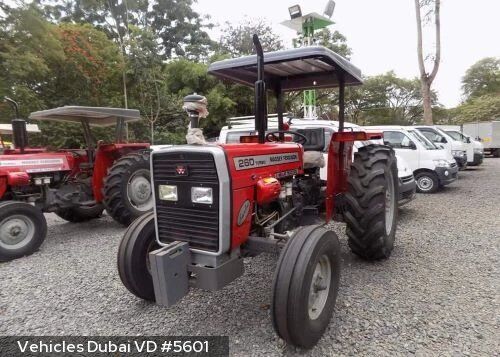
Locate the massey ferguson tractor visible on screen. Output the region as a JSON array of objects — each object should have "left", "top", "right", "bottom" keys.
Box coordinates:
[
  {"left": 0, "top": 100, "right": 153, "bottom": 262},
  {"left": 118, "top": 36, "right": 398, "bottom": 348}
]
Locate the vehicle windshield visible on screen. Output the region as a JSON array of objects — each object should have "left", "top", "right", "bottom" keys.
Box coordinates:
[
  {"left": 445, "top": 130, "right": 466, "bottom": 142},
  {"left": 407, "top": 129, "right": 438, "bottom": 150}
]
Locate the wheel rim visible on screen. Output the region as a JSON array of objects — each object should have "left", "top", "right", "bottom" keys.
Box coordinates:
[
  {"left": 0, "top": 214, "right": 35, "bottom": 250},
  {"left": 417, "top": 176, "right": 433, "bottom": 192},
  {"left": 127, "top": 169, "right": 153, "bottom": 211},
  {"left": 308, "top": 254, "right": 332, "bottom": 320},
  {"left": 385, "top": 171, "right": 396, "bottom": 235}
]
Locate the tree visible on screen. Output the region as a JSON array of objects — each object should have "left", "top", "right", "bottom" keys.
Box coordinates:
[
  {"left": 218, "top": 18, "right": 283, "bottom": 56},
  {"left": 0, "top": 5, "right": 123, "bottom": 147},
  {"left": 312, "top": 28, "right": 352, "bottom": 59},
  {"left": 414, "top": 0, "right": 441, "bottom": 124},
  {"left": 461, "top": 57, "right": 500, "bottom": 101},
  {"left": 38, "top": 0, "right": 214, "bottom": 60},
  {"left": 354, "top": 71, "right": 436, "bottom": 125},
  {"left": 127, "top": 26, "right": 166, "bottom": 143},
  {"left": 452, "top": 94, "right": 500, "bottom": 124}
]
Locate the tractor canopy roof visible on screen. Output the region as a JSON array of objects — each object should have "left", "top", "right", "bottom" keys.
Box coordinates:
[
  {"left": 0, "top": 123, "right": 40, "bottom": 134},
  {"left": 208, "top": 46, "right": 363, "bottom": 91},
  {"left": 29, "top": 106, "right": 141, "bottom": 127}
]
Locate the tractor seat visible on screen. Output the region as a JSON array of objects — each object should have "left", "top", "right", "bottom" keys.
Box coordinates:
[
  {"left": 294, "top": 128, "right": 325, "bottom": 151},
  {"left": 294, "top": 128, "right": 326, "bottom": 169}
]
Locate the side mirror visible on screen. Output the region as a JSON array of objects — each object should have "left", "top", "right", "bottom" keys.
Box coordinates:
[
  {"left": 440, "top": 137, "right": 447, "bottom": 143},
  {"left": 409, "top": 141, "right": 417, "bottom": 150},
  {"left": 465, "top": 137, "right": 471, "bottom": 143}
]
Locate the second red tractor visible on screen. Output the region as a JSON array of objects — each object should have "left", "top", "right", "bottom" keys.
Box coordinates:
[{"left": 0, "top": 102, "right": 152, "bottom": 261}]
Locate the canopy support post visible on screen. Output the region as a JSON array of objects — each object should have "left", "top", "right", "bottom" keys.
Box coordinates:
[
  {"left": 275, "top": 82, "right": 285, "bottom": 142},
  {"left": 338, "top": 71, "right": 346, "bottom": 132}
]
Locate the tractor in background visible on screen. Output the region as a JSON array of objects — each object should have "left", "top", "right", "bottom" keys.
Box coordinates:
[
  {"left": 0, "top": 99, "right": 152, "bottom": 261},
  {"left": 118, "top": 35, "right": 399, "bottom": 348}
]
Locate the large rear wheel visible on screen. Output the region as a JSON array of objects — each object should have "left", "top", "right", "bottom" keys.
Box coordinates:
[
  {"left": 103, "top": 151, "right": 153, "bottom": 226},
  {"left": 0, "top": 201, "right": 47, "bottom": 262},
  {"left": 344, "top": 144, "right": 398, "bottom": 260},
  {"left": 117, "top": 212, "right": 159, "bottom": 301},
  {"left": 272, "top": 225, "right": 341, "bottom": 349}
]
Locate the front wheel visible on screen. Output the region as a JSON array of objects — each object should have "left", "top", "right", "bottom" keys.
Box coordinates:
[
  {"left": 0, "top": 201, "right": 47, "bottom": 262},
  {"left": 344, "top": 144, "right": 398, "bottom": 260},
  {"left": 272, "top": 225, "right": 341, "bottom": 349},
  {"left": 415, "top": 171, "right": 439, "bottom": 193},
  {"left": 117, "top": 212, "right": 159, "bottom": 301}
]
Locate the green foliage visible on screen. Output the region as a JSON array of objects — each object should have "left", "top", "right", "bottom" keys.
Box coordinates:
[
  {"left": 452, "top": 94, "right": 500, "bottom": 124},
  {"left": 218, "top": 18, "right": 283, "bottom": 56},
  {"left": 37, "top": 0, "right": 214, "bottom": 60},
  {"left": 313, "top": 28, "right": 352, "bottom": 59},
  {"left": 461, "top": 57, "right": 500, "bottom": 100},
  {"left": 355, "top": 71, "right": 435, "bottom": 125}
]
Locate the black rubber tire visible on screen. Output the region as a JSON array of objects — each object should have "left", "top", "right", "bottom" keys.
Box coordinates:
[
  {"left": 344, "top": 144, "right": 399, "bottom": 260},
  {"left": 0, "top": 201, "right": 47, "bottom": 262},
  {"left": 117, "top": 212, "right": 159, "bottom": 301},
  {"left": 415, "top": 171, "right": 439, "bottom": 194},
  {"left": 103, "top": 151, "right": 152, "bottom": 226},
  {"left": 272, "top": 225, "right": 341, "bottom": 349}
]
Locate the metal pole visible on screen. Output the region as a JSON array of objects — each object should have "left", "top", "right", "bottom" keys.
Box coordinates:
[
  {"left": 276, "top": 83, "right": 284, "bottom": 142},
  {"left": 338, "top": 72, "right": 345, "bottom": 132}
]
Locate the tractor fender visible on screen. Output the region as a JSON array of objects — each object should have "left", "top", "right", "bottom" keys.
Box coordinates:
[{"left": 92, "top": 143, "right": 150, "bottom": 202}]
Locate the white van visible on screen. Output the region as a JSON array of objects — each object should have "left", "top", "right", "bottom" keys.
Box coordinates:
[
  {"left": 411, "top": 126, "right": 468, "bottom": 170},
  {"left": 219, "top": 116, "right": 416, "bottom": 205},
  {"left": 364, "top": 126, "right": 458, "bottom": 193},
  {"left": 437, "top": 125, "right": 484, "bottom": 166}
]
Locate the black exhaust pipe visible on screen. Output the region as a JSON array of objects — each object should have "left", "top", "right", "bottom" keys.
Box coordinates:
[
  {"left": 253, "top": 34, "right": 267, "bottom": 144},
  {"left": 4, "top": 97, "right": 28, "bottom": 153},
  {"left": 12, "top": 119, "right": 29, "bottom": 153}
]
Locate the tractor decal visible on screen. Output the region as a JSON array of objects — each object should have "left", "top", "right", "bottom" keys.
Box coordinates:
[
  {"left": 0, "top": 158, "right": 65, "bottom": 167},
  {"left": 233, "top": 152, "right": 299, "bottom": 170}
]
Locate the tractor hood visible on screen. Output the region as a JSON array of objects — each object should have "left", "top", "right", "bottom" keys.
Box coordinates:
[{"left": 0, "top": 152, "right": 73, "bottom": 174}]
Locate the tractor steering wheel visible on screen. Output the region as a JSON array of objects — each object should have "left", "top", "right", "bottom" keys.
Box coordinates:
[{"left": 266, "top": 131, "right": 308, "bottom": 145}]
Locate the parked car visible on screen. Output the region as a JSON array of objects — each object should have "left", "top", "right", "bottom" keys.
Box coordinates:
[
  {"left": 220, "top": 116, "right": 416, "bottom": 205},
  {"left": 438, "top": 125, "right": 484, "bottom": 166},
  {"left": 364, "top": 126, "right": 458, "bottom": 193},
  {"left": 462, "top": 121, "right": 500, "bottom": 157},
  {"left": 411, "top": 125, "right": 468, "bottom": 170}
]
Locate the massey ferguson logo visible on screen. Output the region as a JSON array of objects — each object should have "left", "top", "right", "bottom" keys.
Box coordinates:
[{"left": 175, "top": 165, "right": 188, "bottom": 176}]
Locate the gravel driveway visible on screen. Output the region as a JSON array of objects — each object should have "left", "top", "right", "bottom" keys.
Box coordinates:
[{"left": 1, "top": 159, "right": 499, "bottom": 356}]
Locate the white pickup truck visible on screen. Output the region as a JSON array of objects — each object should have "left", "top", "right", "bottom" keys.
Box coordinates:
[
  {"left": 438, "top": 125, "right": 484, "bottom": 166},
  {"left": 364, "top": 125, "right": 458, "bottom": 193}
]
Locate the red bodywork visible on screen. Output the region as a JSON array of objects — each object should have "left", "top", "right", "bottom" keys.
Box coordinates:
[
  {"left": 218, "top": 131, "right": 381, "bottom": 249},
  {"left": 220, "top": 142, "right": 303, "bottom": 249},
  {"left": 0, "top": 143, "right": 149, "bottom": 203}
]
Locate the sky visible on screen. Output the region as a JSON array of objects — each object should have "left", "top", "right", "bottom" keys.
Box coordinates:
[{"left": 194, "top": 0, "right": 500, "bottom": 108}]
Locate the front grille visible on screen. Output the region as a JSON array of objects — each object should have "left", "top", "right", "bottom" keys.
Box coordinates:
[
  {"left": 450, "top": 162, "right": 458, "bottom": 168},
  {"left": 153, "top": 151, "right": 220, "bottom": 252}
]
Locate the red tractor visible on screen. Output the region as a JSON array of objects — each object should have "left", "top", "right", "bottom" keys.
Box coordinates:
[
  {"left": 0, "top": 101, "right": 153, "bottom": 262},
  {"left": 118, "top": 36, "right": 398, "bottom": 348}
]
